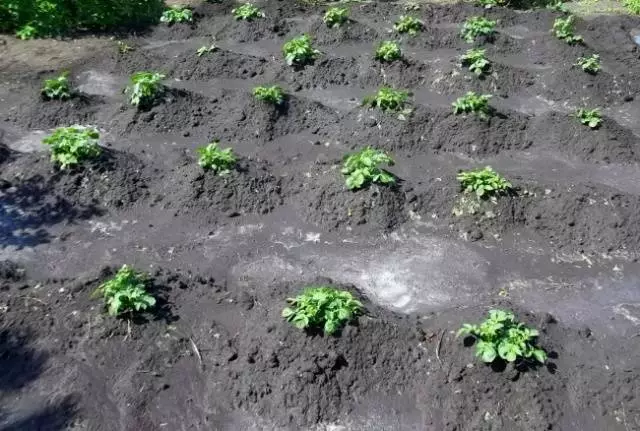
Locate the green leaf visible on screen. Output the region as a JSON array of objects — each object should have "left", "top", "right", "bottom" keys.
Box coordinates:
[
  {"left": 532, "top": 349, "right": 547, "bottom": 363},
  {"left": 476, "top": 340, "right": 497, "bottom": 363}
]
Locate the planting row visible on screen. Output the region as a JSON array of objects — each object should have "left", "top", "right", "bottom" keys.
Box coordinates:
[
  {"left": 97, "top": 264, "right": 547, "bottom": 366},
  {"left": 41, "top": 70, "right": 610, "bottom": 129},
  {"left": 39, "top": 124, "right": 513, "bottom": 196}
]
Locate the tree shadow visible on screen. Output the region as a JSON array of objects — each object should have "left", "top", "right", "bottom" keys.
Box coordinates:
[
  {"left": 0, "top": 394, "right": 79, "bottom": 431},
  {"left": 0, "top": 326, "right": 79, "bottom": 430},
  {"left": 0, "top": 173, "right": 103, "bottom": 249},
  {"left": 0, "top": 327, "right": 48, "bottom": 392}
]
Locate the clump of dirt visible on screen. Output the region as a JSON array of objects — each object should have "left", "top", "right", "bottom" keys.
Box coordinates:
[
  {"left": 159, "top": 156, "right": 287, "bottom": 221},
  {"left": 111, "top": 88, "right": 212, "bottom": 135},
  {"left": 306, "top": 18, "right": 381, "bottom": 45},
  {"left": 337, "top": 106, "right": 531, "bottom": 157},
  {"left": 527, "top": 112, "right": 640, "bottom": 164},
  {"left": 1, "top": 148, "right": 148, "bottom": 209},
  {"left": 296, "top": 165, "right": 408, "bottom": 232},
  {"left": 6, "top": 94, "right": 106, "bottom": 130},
  {"left": 415, "top": 177, "right": 640, "bottom": 255},
  {"left": 277, "top": 56, "right": 363, "bottom": 88},
  {"left": 212, "top": 13, "right": 292, "bottom": 42},
  {"left": 170, "top": 49, "right": 271, "bottom": 81},
  {"left": 0, "top": 260, "right": 25, "bottom": 282}
]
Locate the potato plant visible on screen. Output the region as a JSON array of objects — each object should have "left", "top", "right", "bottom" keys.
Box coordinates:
[
  {"left": 41, "top": 72, "right": 72, "bottom": 100},
  {"left": 363, "top": 87, "right": 410, "bottom": 112},
  {"left": 124, "top": 71, "right": 165, "bottom": 107},
  {"left": 461, "top": 48, "right": 490, "bottom": 77},
  {"left": 552, "top": 15, "right": 582, "bottom": 44},
  {"left": 624, "top": 0, "right": 640, "bottom": 13},
  {"left": 160, "top": 6, "right": 193, "bottom": 24},
  {"left": 282, "top": 34, "right": 320, "bottom": 66},
  {"left": 575, "top": 54, "right": 600, "bottom": 74},
  {"left": 232, "top": 3, "right": 264, "bottom": 21},
  {"left": 117, "top": 41, "right": 135, "bottom": 54},
  {"left": 197, "top": 141, "right": 237, "bottom": 175},
  {"left": 342, "top": 147, "right": 395, "bottom": 190},
  {"left": 375, "top": 41, "right": 402, "bottom": 62},
  {"left": 42, "top": 126, "right": 101, "bottom": 169},
  {"left": 394, "top": 15, "right": 423, "bottom": 35},
  {"left": 324, "top": 7, "right": 348, "bottom": 28},
  {"left": 452, "top": 92, "right": 492, "bottom": 119},
  {"left": 93, "top": 265, "right": 156, "bottom": 317},
  {"left": 574, "top": 108, "right": 602, "bottom": 129},
  {"left": 458, "top": 309, "right": 547, "bottom": 364},
  {"left": 253, "top": 85, "right": 284, "bottom": 105},
  {"left": 457, "top": 166, "right": 512, "bottom": 200},
  {"left": 282, "top": 286, "right": 363, "bottom": 335},
  {"left": 460, "top": 16, "right": 496, "bottom": 43}
]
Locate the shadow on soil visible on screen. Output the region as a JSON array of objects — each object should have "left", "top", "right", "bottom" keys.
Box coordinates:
[
  {"left": 0, "top": 174, "right": 102, "bottom": 249},
  {"left": 0, "top": 327, "right": 79, "bottom": 431}
]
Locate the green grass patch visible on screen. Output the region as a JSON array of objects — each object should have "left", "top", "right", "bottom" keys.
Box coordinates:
[{"left": 1, "top": 0, "right": 165, "bottom": 39}]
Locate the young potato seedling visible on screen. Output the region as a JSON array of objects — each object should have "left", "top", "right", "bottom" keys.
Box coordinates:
[
  {"left": 394, "top": 15, "right": 423, "bottom": 35},
  {"left": 282, "top": 34, "right": 320, "bottom": 66},
  {"left": 324, "top": 7, "right": 349, "bottom": 28},
  {"left": 282, "top": 286, "right": 363, "bottom": 335},
  {"left": 253, "top": 85, "right": 284, "bottom": 105},
  {"left": 160, "top": 6, "right": 193, "bottom": 24},
  {"left": 197, "top": 44, "right": 218, "bottom": 57},
  {"left": 552, "top": 16, "right": 582, "bottom": 44},
  {"left": 16, "top": 24, "right": 38, "bottom": 40},
  {"left": 624, "top": 0, "right": 640, "bottom": 13},
  {"left": 232, "top": 3, "right": 265, "bottom": 21},
  {"left": 375, "top": 41, "right": 402, "bottom": 62},
  {"left": 452, "top": 92, "right": 492, "bottom": 119},
  {"left": 42, "top": 126, "right": 101, "bottom": 169},
  {"left": 124, "top": 72, "right": 165, "bottom": 107},
  {"left": 575, "top": 54, "right": 600, "bottom": 74},
  {"left": 197, "top": 141, "right": 237, "bottom": 175},
  {"left": 342, "top": 147, "right": 395, "bottom": 190},
  {"left": 457, "top": 166, "right": 512, "bottom": 200},
  {"left": 460, "top": 17, "right": 496, "bottom": 43},
  {"left": 93, "top": 265, "right": 156, "bottom": 317},
  {"left": 117, "top": 41, "right": 135, "bottom": 54},
  {"left": 363, "top": 87, "right": 410, "bottom": 112},
  {"left": 574, "top": 108, "right": 602, "bottom": 129},
  {"left": 458, "top": 309, "right": 547, "bottom": 364},
  {"left": 461, "top": 48, "right": 491, "bottom": 77},
  {"left": 42, "top": 72, "right": 72, "bottom": 100}
]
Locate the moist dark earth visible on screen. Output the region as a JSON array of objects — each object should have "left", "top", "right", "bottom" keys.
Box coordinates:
[{"left": 1, "top": 1, "right": 640, "bottom": 430}]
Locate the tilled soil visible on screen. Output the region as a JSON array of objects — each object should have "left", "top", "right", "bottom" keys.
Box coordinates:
[{"left": 1, "top": 1, "right": 640, "bottom": 430}]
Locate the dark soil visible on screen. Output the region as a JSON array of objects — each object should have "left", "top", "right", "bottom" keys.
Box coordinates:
[
  {"left": 1, "top": 1, "right": 640, "bottom": 430},
  {"left": 1, "top": 266, "right": 637, "bottom": 430},
  {"left": 162, "top": 156, "right": 288, "bottom": 221}
]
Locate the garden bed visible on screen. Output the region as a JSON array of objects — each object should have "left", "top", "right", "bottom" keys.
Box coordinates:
[{"left": 1, "top": 1, "right": 640, "bottom": 430}]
